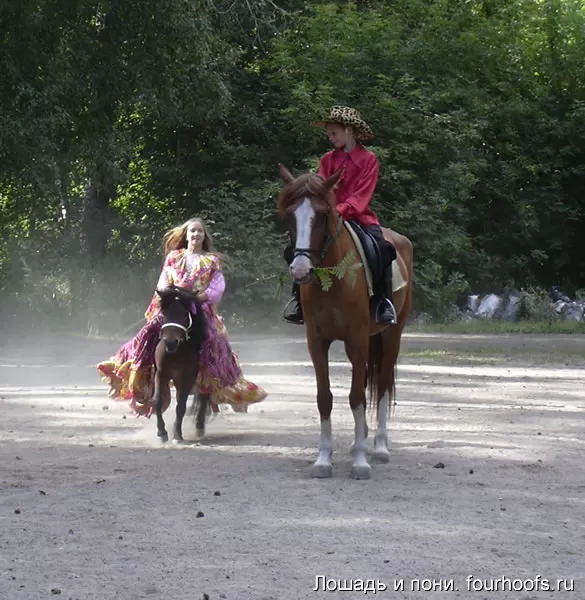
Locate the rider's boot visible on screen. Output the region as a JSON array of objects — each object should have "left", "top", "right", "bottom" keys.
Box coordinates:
[
  {"left": 372, "top": 264, "right": 397, "bottom": 325},
  {"left": 283, "top": 282, "right": 304, "bottom": 324}
]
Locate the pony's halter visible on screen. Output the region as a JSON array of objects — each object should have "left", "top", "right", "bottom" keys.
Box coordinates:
[
  {"left": 161, "top": 311, "right": 193, "bottom": 341},
  {"left": 293, "top": 208, "right": 344, "bottom": 266}
]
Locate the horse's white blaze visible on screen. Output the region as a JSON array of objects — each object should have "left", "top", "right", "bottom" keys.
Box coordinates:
[{"left": 290, "top": 198, "right": 315, "bottom": 281}]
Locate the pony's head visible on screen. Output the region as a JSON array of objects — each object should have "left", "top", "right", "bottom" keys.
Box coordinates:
[
  {"left": 156, "top": 286, "right": 206, "bottom": 354},
  {"left": 278, "top": 164, "right": 343, "bottom": 283}
]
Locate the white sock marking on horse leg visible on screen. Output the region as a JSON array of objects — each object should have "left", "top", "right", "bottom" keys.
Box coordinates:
[
  {"left": 351, "top": 405, "right": 371, "bottom": 479},
  {"left": 312, "top": 418, "right": 333, "bottom": 478},
  {"left": 373, "top": 391, "right": 390, "bottom": 462}
]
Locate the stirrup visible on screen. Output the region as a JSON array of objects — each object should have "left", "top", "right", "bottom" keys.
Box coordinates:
[
  {"left": 282, "top": 297, "right": 304, "bottom": 324},
  {"left": 375, "top": 298, "right": 397, "bottom": 325}
]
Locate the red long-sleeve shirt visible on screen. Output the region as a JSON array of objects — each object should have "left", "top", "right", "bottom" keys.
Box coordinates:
[{"left": 318, "top": 144, "right": 380, "bottom": 226}]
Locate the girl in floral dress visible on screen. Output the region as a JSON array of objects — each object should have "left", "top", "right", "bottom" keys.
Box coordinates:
[{"left": 97, "top": 218, "right": 267, "bottom": 417}]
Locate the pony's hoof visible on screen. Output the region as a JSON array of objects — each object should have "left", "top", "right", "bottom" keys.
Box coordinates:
[
  {"left": 172, "top": 438, "right": 184, "bottom": 445},
  {"left": 158, "top": 432, "right": 169, "bottom": 444},
  {"left": 311, "top": 463, "right": 333, "bottom": 478},
  {"left": 350, "top": 464, "right": 372, "bottom": 480}
]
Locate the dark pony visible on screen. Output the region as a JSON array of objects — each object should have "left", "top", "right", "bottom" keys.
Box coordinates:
[
  {"left": 278, "top": 165, "right": 413, "bottom": 479},
  {"left": 152, "top": 286, "right": 208, "bottom": 443}
]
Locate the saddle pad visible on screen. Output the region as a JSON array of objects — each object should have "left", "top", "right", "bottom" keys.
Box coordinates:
[{"left": 343, "top": 222, "right": 407, "bottom": 296}]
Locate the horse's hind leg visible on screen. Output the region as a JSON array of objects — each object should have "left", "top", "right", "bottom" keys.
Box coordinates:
[
  {"left": 373, "top": 388, "right": 391, "bottom": 463},
  {"left": 373, "top": 331, "right": 400, "bottom": 463},
  {"left": 195, "top": 393, "right": 210, "bottom": 439}
]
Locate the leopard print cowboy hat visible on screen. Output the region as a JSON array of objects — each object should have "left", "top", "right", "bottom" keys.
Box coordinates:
[{"left": 313, "top": 105, "right": 374, "bottom": 142}]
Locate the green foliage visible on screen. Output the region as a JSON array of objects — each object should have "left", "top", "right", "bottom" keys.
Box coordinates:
[
  {"left": 2, "top": 0, "right": 585, "bottom": 328},
  {"left": 313, "top": 251, "right": 363, "bottom": 292}
]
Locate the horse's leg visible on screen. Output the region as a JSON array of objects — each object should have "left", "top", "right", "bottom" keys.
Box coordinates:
[
  {"left": 186, "top": 393, "right": 196, "bottom": 417},
  {"left": 153, "top": 370, "right": 169, "bottom": 443},
  {"left": 345, "top": 338, "right": 371, "bottom": 480},
  {"left": 308, "top": 335, "right": 334, "bottom": 478},
  {"left": 373, "top": 330, "right": 401, "bottom": 463},
  {"left": 195, "top": 393, "right": 210, "bottom": 439},
  {"left": 172, "top": 377, "right": 195, "bottom": 444},
  {"left": 349, "top": 377, "right": 368, "bottom": 454}
]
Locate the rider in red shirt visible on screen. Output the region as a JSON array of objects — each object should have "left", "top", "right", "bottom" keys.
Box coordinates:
[{"left": 283, "top": 106, "right": 397, "bottom": 325}]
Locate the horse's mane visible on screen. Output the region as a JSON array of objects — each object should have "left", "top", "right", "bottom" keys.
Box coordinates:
[{"left": 278, "top": 172, "right": 335, "bottom": 216}]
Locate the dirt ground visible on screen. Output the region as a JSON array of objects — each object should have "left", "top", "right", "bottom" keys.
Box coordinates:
[{"left": 0, "top": 329, "right": 584, "bottom": 600}]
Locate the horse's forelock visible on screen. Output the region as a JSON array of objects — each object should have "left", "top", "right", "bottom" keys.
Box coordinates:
[{"left": 278, "top": 173, "right": 333, "bottom": 215}]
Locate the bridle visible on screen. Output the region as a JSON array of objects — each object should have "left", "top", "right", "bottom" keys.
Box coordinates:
[
  {"left": 160, "top": 299, "right": 194, "bottom": 342},
  {"left": 291, "top": 204, "right": 344, "bottom": 267}
]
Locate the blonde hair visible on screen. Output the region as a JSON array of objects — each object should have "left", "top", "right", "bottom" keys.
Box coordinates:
[{"left": 161, "top": 217, "right": 226, "bottom": 263}]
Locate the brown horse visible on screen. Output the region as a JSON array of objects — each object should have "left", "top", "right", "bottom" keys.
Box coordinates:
[
  {"left": 278, "top": 165, "right": 413, "bottom": 479},
  {"left": 152, "top": 286, "right": 208, "bottom": 444}
]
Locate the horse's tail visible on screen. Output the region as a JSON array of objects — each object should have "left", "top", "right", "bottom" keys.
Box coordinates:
[
  {"left": 366, "top": 333, "right": 397, "bottom": 419},
  {"left": 366, "top": 333, "right": 383, "bottom": 413}
]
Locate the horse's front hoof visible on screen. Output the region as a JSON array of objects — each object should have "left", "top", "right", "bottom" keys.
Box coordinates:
[
  {"left": 311, "top": 463, "right": 333, "bottom": 478},
  {"left": 172, "top": 438, "right": 184, "bottom": 445},
  {"left": 350, "top": 464, "right": 372, "bottom": 480},
  {"left": 158, "top": 432, "right": 169, "bottom": 444}
]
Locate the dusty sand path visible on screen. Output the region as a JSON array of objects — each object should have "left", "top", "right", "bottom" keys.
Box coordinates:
[{"left": 0, "top": 331, "right": 583, "bottom": 599}]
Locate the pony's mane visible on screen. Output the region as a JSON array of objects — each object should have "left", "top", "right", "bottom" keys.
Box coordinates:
[{"left": 278, "top": 172, "right": 335, "bottom": 216}]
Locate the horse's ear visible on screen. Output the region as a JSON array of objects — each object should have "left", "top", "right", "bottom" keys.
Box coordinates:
[
  {"left": 279, "top": 164, "right": 295, "bottom": 184},
  {"left": 323, "top": 167, "right": 343, "bottom": 191}
]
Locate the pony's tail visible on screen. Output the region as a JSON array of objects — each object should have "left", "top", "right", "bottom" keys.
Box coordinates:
[{"left": 366, "top": 333, "right": 383, "bottom": 413}]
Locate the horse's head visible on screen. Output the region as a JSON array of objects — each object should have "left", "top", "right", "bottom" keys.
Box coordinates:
[
  {"left": 278, "top": 164, "right": 343, "bottom": 284},
  {"left": 156, "top": 286, "right": 206, "bottom": 354}
]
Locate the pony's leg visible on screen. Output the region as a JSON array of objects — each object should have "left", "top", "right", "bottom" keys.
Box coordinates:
[
  {"left": 195, "top": 393, "right": 210, "bottom": 439},
  {"left": 172, "top": 380, "right": 194, "bottom": 443},
  {"left": 345, "top": 339, "right": 371, "bottom": 480},
  {"left": 308, "top": 336, "right": 334, "bottom": 478},
  {"left": 153, "top": 372, "right": 169, "bottom": 443},
  {"left": 185, "top": 394, "right": 196, "bottom": 417}
]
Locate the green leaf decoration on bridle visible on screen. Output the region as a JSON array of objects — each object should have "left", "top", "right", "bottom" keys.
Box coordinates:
[{"left": 313, "top": 250, "right": 362, "bottom": 291}]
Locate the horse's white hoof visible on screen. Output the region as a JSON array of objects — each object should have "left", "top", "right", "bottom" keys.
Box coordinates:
[
  {"left": 172, "top": 438, "right": 184, "bottom": 446},
  {"left": 311, "top": 463, "right": 333, "bottom": 478},
  {"left": 350, "top": 464, "right": 372, "bottom": 480},
  {"left": 372, "top": 448, "right": 390, "bottom": 463}
]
